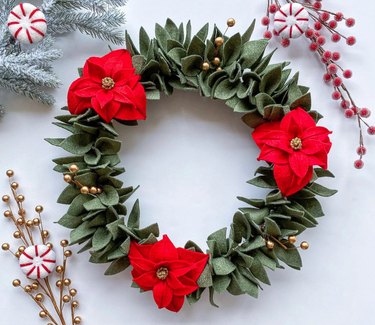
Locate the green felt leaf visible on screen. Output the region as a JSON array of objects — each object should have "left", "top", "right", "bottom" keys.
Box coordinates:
[
  {"left": 242, "top": 110, "right": 265, "bottom": 128},
  {"left": 211, "top": 257, "right": 236, "bottom": 275},
  {"left": 60, "top": 134, "right": 93, "bottom": 155},
  {"left": 274, "top": 245, "right": 302, "bottom": 269},
  {"left": 240, "top": 236, "right": 266, "bottom": 252},
  {"left": 70, "top": 221, "right": 96, "bottom": 245},
  {"left": 134, "top": 223, "right": 160, "bottom": 239},
  {"left": 98, "top": 185, "right": 120, "bottom": 206},
  {"left": 92, "top": 227, "right": 112, "bottom": 251},
  {"left": 181, "top": 55, "right": 203, "bottom": 77},
  {"left": 260, "top": 66, "right": 282, "bottom": 94},
  {"left": 248, "top": 176, "right": 277, "bottom": 189},
  {"left": 307, "top": 183, "right": 337, "bottom": 197},
  {"left": 212, "top": 275, "right": 231, "bottom": 293},
  {"left": 314, "top": 168, "right": 335, "bottom": 178},
  {"left": 264, "top": 217, "right": 282, "bottom": 236},
  {"left": 208, "top": 228, "right": 227, "bottom": 255},
  {"left": 165, "top": 18, "right": 179, "bottom": 40},
  {"left": 58, "top": 213, "right": 83, "bottom": 229},
  {"left": 196, "top": 23, "right": 209, "bottom": 41},
  {"left": 84, "top": 148, "right": 102, "bottom": 165},
  {"left": 68, "top": 194, "right": 92, "bottom": 216},
  {"left": 213, "top": 79, "right": 238, "bottom": 100},
  {"left": 223, "top": 33, "right": 242, "bottom": 66},
  {"left": 139, "top": 27, "right": 150, "bottom": 56},
  {"left": 95, "top": 137, "right": 121, "bottom": 155},
  {"left": 132, "top": 55, "right": 146, "bottom": 74},
  {"left": 127, "top": 199, "right": 140, "bottom": 228},
  {"left": 57, "top": 185, "right": 80, "bottom": 204},
  {"left": 104, "top": 256, "right": 130, "bottom": 275},
  {"left": 74, "top": 172, "right": 97, "bottom": 187},
  {"left": 240, "top": 39, "right": 268, "bottom": 68},
  {"left": 155, "top": 23, "right": 169, "bottom": 50},
  {"left": 242, "top": 20, "right": 256, "bottom": 43},
  {"left": 290, "top": 92, "right": 312, "bottom": 110},
  {"left": 255, "top": 93, "right": 275, "bottom": 116},
  {"left": 263, "top": 104, "right": 284, "bottom": 121},
  {"left": 168, "top": 47, "right": 187, "bottom": 65},
  {"left": 83, "top": 197, "right": 106, "bottom": 211},
  {"left": 187, "top": 35, "right": 205, "bottom": 57},
  {"left": 197, "top": 264, "right": 213, "bottom": 288},
  {"left": 106, "top": 217, "right": 124, "bottom": 240}
]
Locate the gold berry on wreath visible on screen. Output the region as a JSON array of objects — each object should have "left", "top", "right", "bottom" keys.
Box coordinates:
[
  {"left": 227, "top": 18, "right": 236, "bottom": 27},
  {"left": 6, "top": 170, "right": 14, "bottom": 177}
]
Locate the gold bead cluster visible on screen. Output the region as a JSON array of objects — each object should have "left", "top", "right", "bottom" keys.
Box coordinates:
[
  {"left": 201, "top": 18, "right": 236, "bottom": 72},
  {"left": 266, "top": 235, "right": 310, "bottom": 251},
  {"left": 64, "top": 164, "right": 102, "bottom": 195}
]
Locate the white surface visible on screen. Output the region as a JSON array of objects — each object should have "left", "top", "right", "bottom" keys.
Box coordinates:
[{"left": 1, "top": 1, "right": 375, "bottom": 324}]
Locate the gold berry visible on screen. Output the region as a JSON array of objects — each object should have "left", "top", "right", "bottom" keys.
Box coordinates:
[
  {"left": 33, "top": 218, "right": 40, "bottom": 226},
  {"left": 16, "top": 194, "right": 25, "bottom": 202},
  {"left": 215, "top": 36, "right": 224, "bottom": 47},
  {"left": 56, "top": 280, "right": 63, "bottom": 288},
  {"left": 24, "top": 285, "right": 32, "bottom": 293},
  {"left": 42, "top": 230, "right": 49, "bottom": 239},
  {"left": 35, "top": 293, "right": 44, "bottom": 302},
  {"left": 12, "top": 279, "right": 21, "bottom": 287},
  {"left": 2, "top": 195, "right": 10, "bottom": 202},
  {"left": 39, "top": 311, "right": 47, "bottom": 319},
  {"left": 266, "top": 240, "right": 275, "bottom": 250},
  {"left": 300, "top": 241, "right": 309, "bottom": 250},
  {"left": 69, "top": 164, "right": 79, "bottom": 173},
  {"left": 60, "top": 240, "right": 69, "bottom": 247},
  {"left": 31, "top": 283, "right": 39, "bottom": 290},
  {"left": 56, "top": 265, "right": 64, "bottom": 273},
  {"left": 227, "top": 18, "right": 236, "bottom": 27},
  {"left": 202, "top": 62, "right": 210, "bottom": 71},
  {"left": 64, "top": 250, "right": 72, "bottom": 257},
  {"left": 2, "top": 243, "right": 10, "bottom": 251},
  {"left": 17, "top": 218, "right": 25, "bottom": 225},
  {"left": 18, "top": 246, "right": 25, "bottom": 252},
  {"left": 35, "top": 205, "right": 43, "bottom": 213},
  {"left": 18, "top": 208, "right": 26, "bottom": 216},
  {"left": 80, "top": 186, "right": 89, "bottom": 195},
  {"left": 15, "top": 251, "right": 21, "bottom": 258},
  {"left": 89, "top": 187, "right": 98, "bottom": 195},
  {"left": 72, "top": 301, "right": 79, "bottom": 308},
  {"left": 212, "top": 57, "right": 221, "bottom": 66},
  {"left": 26, "top": 220, "right": 33, "bottom": 227},
  {"left": 70, "top": 288, "right": 77, "bottom": 296},
  {"left": 216, "top": 67, "right": 223, "bottom": 71},
  {"left": 6, "top": 170, "right": 14, "bottom": 177},
  {"left": 4, "top": 210, "right": 11, "bottom": 218},
  {"left": 46, "top": 242, "right": 53, "bottom": 249},
  {"left": 97, "top": 188, "right": 102, "bottom": 194},
  {"left": 13, "top": 231, "right": 21, "bottom": 239},
  {"left": 63, "top": 295, "right": 71, "bottom": 303},
  {"left": 74, "top": 316, "right": 82, "bottom": 324},
  {"left": 11, "top": 182, "right": 18, "bottom": 189},
  {"left": 64, "top": 278, "right": 71, "bottom": 286},
  {"left": 288, "top": 235, "right": 297, "bottom": 244},
  {"left": 64, "top": 174, "right": 72, "bottom": 183}
]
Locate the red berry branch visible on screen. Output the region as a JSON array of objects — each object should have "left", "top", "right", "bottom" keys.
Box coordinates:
[{"left": 262, "top": 0, "right": 374, "bottom": 168}]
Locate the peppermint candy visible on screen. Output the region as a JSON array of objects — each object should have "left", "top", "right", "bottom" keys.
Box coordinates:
[
  {"left": 274, "top": 3, "right": 309, "bottom": 39},
  {"left": 7, "top": 3, "right": 47, "bottom": 44},
  {"left": 19, "top": 245, "right": 56, "bottom": 279}
]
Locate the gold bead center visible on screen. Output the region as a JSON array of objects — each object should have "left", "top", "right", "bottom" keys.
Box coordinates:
[
  {"left": 156, "top": 267, "right": 169, "bottom": 280},
  {"left": 102, "top": 77, "right": 115, "bottom": 90},
  {"left": 290, "top": 137, "right": 302, "bottom": 150}
]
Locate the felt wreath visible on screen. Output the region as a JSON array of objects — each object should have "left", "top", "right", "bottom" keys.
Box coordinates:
[{"left": 47, "top": 19, "right": 337, "bottom": 312}]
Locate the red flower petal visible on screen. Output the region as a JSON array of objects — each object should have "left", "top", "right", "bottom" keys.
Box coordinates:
[
  {"left": 132, "top": 270, "right": 159, "bottom": 291},
  {"left": 153, "top": 281, "right": 173, "bottom": 309},
  {"left": 280, "top": 107, "right": 315, "bottom": 137},
  {"left": 274, "top": 163, "right": 313, "bottom": 196},
  {"left": 166, "top": 295, "right": 185, "bottom": 313},
  {"left": 252, "top": 121, "right": 281, "bottom": 149},
  {"left": 258, "top": 145, "right": 289, "bottom": 164},
  {"left": 83, "top": 59, "right": 106, "bottom": 82},
  {"left": 150, "top": 235, "right": 179, "bottom": 262},
  {"left": 177, "top": 248, "right": 209, "bottom": 281},
  {"left": 129, "top": 256, "right": 155, "bottom": 273},
  {"left": 166, "top": 273, "right": 198, "bottom": 296},
  {"left": 302, "top": 126, "right": 332, "bottom": 141},
  {"left": 288, "top": 151, "right": 310, "bottom": 178},
  {"left": 95, "top": 89, "right": 114, "bottom": 109}
]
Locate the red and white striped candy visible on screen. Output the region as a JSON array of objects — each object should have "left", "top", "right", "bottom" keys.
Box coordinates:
[
  {"left": 274, "top": 3, "right": 309, "bottom": 39},
  {"left": 7, "top": 3, "right": 47, "bottom": 44},
  {"left": 19, "top": 245, "right": 56, "bottom": 280}
]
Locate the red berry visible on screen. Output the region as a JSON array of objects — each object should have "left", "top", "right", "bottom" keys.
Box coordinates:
[
  {"left": 354, "top": 159, "right": 364, "bottom": 169},
  {"left": 263, "top": 30, "right": 272, "bottom": 39},
  {"left": 323, "top": 73, "right": 332, "bottom": 82},
  {"left": 269, "top": 4, "right": 278, "bottom": 14},
  {"left": 317, "top": 36, "right": 326, "bottom": 45},
  {"left": 305, "top": 29, "right": 314, "bottom": 38},
  {"left": 346, "top": 18, "right": 356, "bottom": 27},
  {"left": 332, "top": 34, "right": 341, "bottom": 42},
  {"left": 320, "top": 12, "right": 330, "bottom": 21},
  {"left": 351, "top": 106, "right": 358, "bottom": 114},
  {"left": 261, "top": 16, "right": 270, "bottom": 26},
  {"left": 357, "top": 146, "right": 367, "bottom": 156},
  {"left": 368, "top": 126, "right": 375, "bottom": 135},
  {"left": 329, "top": 20, "right": 337, "bottom": 29},
  {"left": 333, "top": 77, "right": 342, "bottom": 87},
  {"left": 332, "top": 91, "right": 341, "bottom": 100},
  {"left": 313, "top": 1, "right": 322, "bottom": 10},
  {"left": 323, "top": 51, "right": 332, "bottom": 60},
  {"left": 335, "top": 12, "right": 344, "bottom": 21},
  {"left": 332, "top": 52, "right": 341, "bottom": 61},
  {"left": 344, "top": 109, "right": 354, "bottom": 118},
  {"left": 309, "top": 42, "right": 318, "bottom": 51},
  {"left": 328, "top": 63, "right": 338, "bottom": 74},
  {"left": 341, "top": 100, "right": 350, "bottom": 109},
  {"left": 360, "top": 108, "right": 371, "bottom": 118},
  {"left": 281, "top": 38, "right": 290, "bottom": 47},
  {"left": 343, "top": 70, "right": 352, "bottom": 79},
  {"left": 346, "top": 36, "right": 356, "bottom": 46},
  {"left": 314, "top": 21, "right": 322, "bottom": 30}
]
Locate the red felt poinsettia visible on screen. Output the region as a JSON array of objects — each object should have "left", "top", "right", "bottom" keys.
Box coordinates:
[
  {"left": 252, "top": 107, "right": 332, "bottom": 196},
  {"left": 67, "top": 49, "right": 146, "bottom": 123},
  {"left": 128, "top": 235, "right": 209, "bottom": 312}
]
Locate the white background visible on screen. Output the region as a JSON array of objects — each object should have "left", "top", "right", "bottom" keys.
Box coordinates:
[{"left": 1, "top": 1, "right": 375, "bottom": 324}]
